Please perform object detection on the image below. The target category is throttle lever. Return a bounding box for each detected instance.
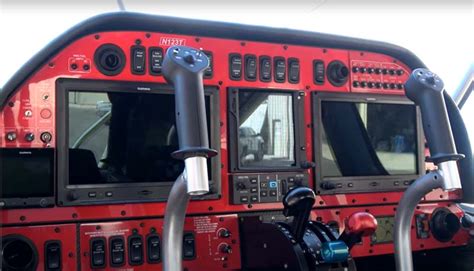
[283,187,316,242]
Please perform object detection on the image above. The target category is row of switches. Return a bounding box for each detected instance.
[90,233,195,268]
[229,54,300,83]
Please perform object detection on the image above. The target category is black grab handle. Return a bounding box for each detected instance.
[162,46,217,160]
[404,68,464,164]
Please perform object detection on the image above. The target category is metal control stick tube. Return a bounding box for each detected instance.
[163,174,190,271]
[394,171,444,271]
[162,46,217,271]
[185,156,209,195]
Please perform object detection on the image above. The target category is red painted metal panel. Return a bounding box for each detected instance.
[78,214,241,271]
[0,30,468,270]
[0,224,77,271]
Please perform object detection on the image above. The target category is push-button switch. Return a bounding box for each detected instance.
[128,235,144,265]
[147,234,161,263]
[274,57,286,83]
[229,54,242,80]
[288,58,300,83]
[149,47,163,75]
[245,54,257,81]
[183,233,196,260]
[90,238,106,268]
[131,45,146,74]
[45,241,61,271]
[109,236,125,267]
[259,56,272,82]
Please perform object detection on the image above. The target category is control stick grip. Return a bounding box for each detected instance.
[162,46,218,160]
[405,68,464,164]
[162,46,217,196]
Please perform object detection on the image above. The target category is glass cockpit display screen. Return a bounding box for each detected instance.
[320,101,418,177]
[237,90,296,168]
[0,148,54,198]
[67,90,211,185]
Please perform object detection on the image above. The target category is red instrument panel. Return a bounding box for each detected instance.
[79,215,241,271]
[0,224,77,271]
[1,205,469,270]
[0,23,468,270]
[0,30,459,223]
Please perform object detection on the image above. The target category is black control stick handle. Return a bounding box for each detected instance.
[162,46,217,195]
[283,187,316,242]
[405,68,464,165]
[162,46,218,160]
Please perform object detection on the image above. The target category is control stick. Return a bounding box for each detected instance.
[339,212,377,250]
[283,187,316,242]
[394,68,465,271]
[161,46,217,271]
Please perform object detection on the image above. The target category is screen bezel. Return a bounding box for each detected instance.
[312,92,424,195]
[0,148,55,208]
[227,87,307,172]
[56,78,221,206]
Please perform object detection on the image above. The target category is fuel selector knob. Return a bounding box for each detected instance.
[218,243,232,254]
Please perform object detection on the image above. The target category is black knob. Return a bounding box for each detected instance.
[431,208,461,242]
[352,81,359,88]
[375,68,382,74]
[236,182,246,190]
[368,82,374,88]
[67,191,80,201]
[283,187,315,242]
[327,61,349,87]
[360,81,367,88]
[218,229,231,238]
[300,161,316,169]
[24,133,35,142]
[219,243,232,254]
[183,54,196,64]
[5,132,16,141]
[461,213,474,228]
